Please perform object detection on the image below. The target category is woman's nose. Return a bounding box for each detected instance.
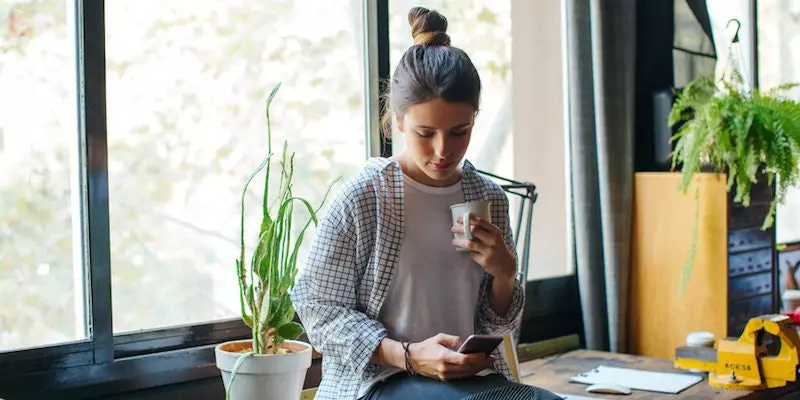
[433,132,451,158]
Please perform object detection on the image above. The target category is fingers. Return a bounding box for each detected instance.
[456,216,500,235]
[443,349,484,365]
[451,237,482,253]
[434,333,462,349]
[412,334,499,382]
[439,368,477,381]
[438,355,497,381]
[452,217,498,248]
[451,225,495,247]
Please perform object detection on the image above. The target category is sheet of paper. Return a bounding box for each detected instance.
[569,365,704,394]
[554,393,604,400]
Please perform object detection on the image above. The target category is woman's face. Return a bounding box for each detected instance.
[395,97,475,187]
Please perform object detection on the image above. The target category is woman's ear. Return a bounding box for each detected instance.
[394,114,405,134]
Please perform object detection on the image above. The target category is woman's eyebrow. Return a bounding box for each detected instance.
[413,123,472,130]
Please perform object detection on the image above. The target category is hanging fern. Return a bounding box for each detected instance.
[669,71,800,295]
[670,72,800,230]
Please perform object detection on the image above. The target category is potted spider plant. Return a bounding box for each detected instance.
[669,66,800,293]
[215,83,337,400]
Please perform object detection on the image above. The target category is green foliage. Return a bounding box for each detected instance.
[236,83,339,354]
[670,72,800,229]
[669,71,800,294]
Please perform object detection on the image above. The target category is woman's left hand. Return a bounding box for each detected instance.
[452,216,516,281]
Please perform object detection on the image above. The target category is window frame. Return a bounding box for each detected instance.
[753,0,800,245]
[0,0,380,396]
[0,0,581,397]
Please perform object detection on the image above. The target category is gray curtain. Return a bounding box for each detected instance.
[567,0,636,353]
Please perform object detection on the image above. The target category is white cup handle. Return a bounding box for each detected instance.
[462,212,472,240]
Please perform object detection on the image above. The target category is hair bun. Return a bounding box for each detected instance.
[408,6,450,46]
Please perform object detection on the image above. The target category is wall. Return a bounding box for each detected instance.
[511,0,572,280]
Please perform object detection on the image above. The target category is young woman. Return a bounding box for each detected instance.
[291,7,560,400]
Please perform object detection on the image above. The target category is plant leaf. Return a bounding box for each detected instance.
[266,82,281,106]
[276,321,304,341]
[235,260,252,328]
[256,219,275,282]
[237,82,343,354]
[268,293,294,329]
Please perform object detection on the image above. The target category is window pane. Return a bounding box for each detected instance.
[757,0,800,244]
[389,0,513,178]
[0,0,87,350]
[105,1,367,333]
[388,1,544,277]
[706,0,756,83]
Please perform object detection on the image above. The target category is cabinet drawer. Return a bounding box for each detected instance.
[729,248,773,278]
[728,294,773,336]
[728,228,772,254]
[728,272,772,301]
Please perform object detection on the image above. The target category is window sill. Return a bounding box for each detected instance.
[0,341,323,400]
[1,344,219,399]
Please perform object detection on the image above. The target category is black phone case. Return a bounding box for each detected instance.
[458,336,502,355]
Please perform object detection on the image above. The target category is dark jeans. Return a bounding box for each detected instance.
[359,373,563,400]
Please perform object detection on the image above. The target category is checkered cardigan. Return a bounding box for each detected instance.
[291,157,525,400]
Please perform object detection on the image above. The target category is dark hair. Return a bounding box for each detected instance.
[381,7,482,137]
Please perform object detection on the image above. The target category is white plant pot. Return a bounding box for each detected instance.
[215,339,312,400]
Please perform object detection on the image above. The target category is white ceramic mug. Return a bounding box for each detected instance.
[450,201,492,250]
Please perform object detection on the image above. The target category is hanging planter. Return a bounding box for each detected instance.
[669,19,800,293]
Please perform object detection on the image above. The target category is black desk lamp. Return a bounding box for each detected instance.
[476,170,538,284]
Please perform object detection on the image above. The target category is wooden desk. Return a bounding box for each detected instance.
[520,350,799,399]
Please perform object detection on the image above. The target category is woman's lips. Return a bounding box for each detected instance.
[431,161,452,170]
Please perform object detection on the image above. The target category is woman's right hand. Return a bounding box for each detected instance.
[407,333,496,381]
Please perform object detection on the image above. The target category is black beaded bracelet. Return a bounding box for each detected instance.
[402,342,416,375]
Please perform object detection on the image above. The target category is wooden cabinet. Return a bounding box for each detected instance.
[628,172,777,359]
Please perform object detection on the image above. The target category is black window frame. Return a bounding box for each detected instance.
[0,0,581,398]
[0,1,388,398]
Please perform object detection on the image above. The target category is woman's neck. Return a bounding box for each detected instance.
[391,154,462,187]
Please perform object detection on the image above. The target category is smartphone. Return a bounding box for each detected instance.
[456,334,503,355]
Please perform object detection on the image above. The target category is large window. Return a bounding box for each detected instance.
[387,1,575,281]
[0,0,372,394]
[388,0,513,178]
[707,0,800,245]
[0,0,86,352]
[757,0,800,244]
[103,1,366,334]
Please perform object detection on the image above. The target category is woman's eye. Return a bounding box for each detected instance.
[416,130,435,138]
[451,130,468,136]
